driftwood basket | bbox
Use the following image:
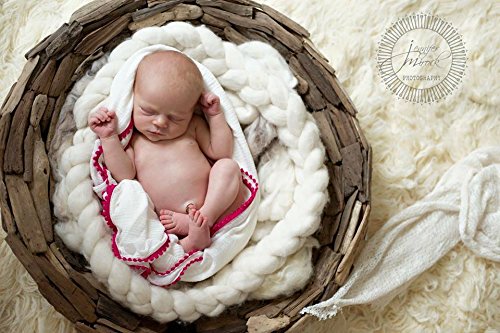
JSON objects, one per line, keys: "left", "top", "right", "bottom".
{"left": 0, "top": 0, "right": 372, "bottom": 332}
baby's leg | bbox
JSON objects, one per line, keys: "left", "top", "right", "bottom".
{"left": 179, "top": 209, "right": 211, "bottom": 252}
{"left": 199, "top": 158, "right": 241, "bottom": 228}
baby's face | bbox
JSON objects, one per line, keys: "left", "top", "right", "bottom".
{"left": 132, "top": 83, "right": 198, "bottom": 142}
{"left": 132, "top": 51, "right": 203, "bottom": 142}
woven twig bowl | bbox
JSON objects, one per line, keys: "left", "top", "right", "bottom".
{"left": 0, "top": 0, "right": 371, "bottom": 332}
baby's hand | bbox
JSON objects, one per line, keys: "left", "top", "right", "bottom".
{"left": 199, "top": 92, "right": 221, "bottom": 117}
{"left": 88, "top": 107, "right": 118, "bottom": 139}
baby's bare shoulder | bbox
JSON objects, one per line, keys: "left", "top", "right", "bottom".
{"left": 191, "top": 114, "right": 209, "bottom": 130}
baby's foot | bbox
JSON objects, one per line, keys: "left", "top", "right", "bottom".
{"left": 159, "top": 209, "right": 192, "bottom": 236}
{"left": 179, "top": 209, "right": 212, "bottom": 252}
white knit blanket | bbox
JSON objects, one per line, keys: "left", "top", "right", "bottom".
{"left": 53, "top": 22, "right": 328, "bottom": 322}
{"left": 88, "top": 44, "right": 259, "bottom": 285}
{"left": 303, "top": 145, "right": 500, "bottom": 319}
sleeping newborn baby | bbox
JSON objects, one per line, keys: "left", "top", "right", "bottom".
{"left": 88, "top": 50, "right": 247, "bottom": 253}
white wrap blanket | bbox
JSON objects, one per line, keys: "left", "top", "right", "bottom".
{"left": 303, "top": 146, "right": 500, "bottom": 319}
{"left": 89, "top": 45, "right": 259, "bottom": 286}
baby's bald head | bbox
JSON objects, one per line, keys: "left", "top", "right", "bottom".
{"left": 134, "top": 51, "right": 204, "bottom": 112}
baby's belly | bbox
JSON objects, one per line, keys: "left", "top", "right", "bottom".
{"left": 136, "top": 154, "right": 212, "bottom": 214}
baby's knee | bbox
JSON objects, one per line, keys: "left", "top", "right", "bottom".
{"left": 213, "top": 158, "right": 240, "bottom": 179}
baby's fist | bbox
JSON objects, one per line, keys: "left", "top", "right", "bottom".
{"left": 199, "top": 92, "right": 221, "bottom": 117}
{"left": 88, "top": 107, "right": 118, "bottom": 139}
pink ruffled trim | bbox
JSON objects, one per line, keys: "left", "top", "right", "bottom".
{"left": 91, "top": 119, "right": 259, "bottom": 287}
{"left": 149, "top": 255, "right": 204, "bottom": 288}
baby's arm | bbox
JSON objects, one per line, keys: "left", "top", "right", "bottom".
{"left": 88, "top": 107, "right": 136, "bottom": 181}
{"left": 196, "top": 92, "right": 233, "bottom": 159}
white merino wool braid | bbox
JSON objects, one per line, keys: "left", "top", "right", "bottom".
{"left": 52, "top": 22, "right": 329, "bottom": 322}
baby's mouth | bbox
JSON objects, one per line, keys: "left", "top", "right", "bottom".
{"left": 148, "top": 129, "right": 164, "bottom": 135}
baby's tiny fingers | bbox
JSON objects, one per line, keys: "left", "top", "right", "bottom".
{"left": 96, "top": 112, "right": 106, "bottom": 122}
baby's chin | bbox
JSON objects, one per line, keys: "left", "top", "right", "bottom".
{"left": 142, "top": 130, "right": 182, "bottom": 141}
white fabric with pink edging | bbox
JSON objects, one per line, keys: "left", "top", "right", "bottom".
{"left": 88, "top": 44, "right": 260, "bottom": 286}
{"left": 53, "top": 22, "right": 329, "bottom": 323}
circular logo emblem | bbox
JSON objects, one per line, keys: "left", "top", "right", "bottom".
{"left": 377, "top": 13, "right": 467, "bottom": 103}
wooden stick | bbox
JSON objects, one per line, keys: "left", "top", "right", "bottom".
{"left": 5, "top": 234, "right": 83, "bottom": 322}
{"left": 258, "top": 4, "right": 309, "bottom": 38}
{"left": 49, "top": 53, "right": 85, "bottom": 97}
{"left": 311, "top": 111, "right": 341, "bottom": 163}
{"left": 223, "top": 26, "right": 248, "bottom": 45}
{"left": 311, "top": 247, "right": 342, "bottom": 287}
{"left": 197, "top": 0, "right": 253, "bottom": 17}
{"left": 253, "top": 11, "right": 302, "bottom": 53}
{"left": 1, "top": 82, "right": 16, "bottom": 110}
{"left": 284, "top": 314, "right": 317, "bottom": 333}
{"left": 29, "top": 94, "right": 48, "bottom": 128}
{"left": 333, "top": 189, "right": 358, "bottom": 252}
{"left": 296, "top": 53, "right": 340, "bottom": 106}
{"left": 288, "top": 57, "right": 325, "bottom": 110}
{"left": 246, "top": 315, "right": 290, "bottom": 333}
{"left": 0, "top": 179, "right": 15, "bottom": 234}
{"left": 282, "top": 285, "right": 323, "bottom": 318}
{"left": 71, "top": 0, "right": 141, "bottom": 25}
{"left": 1, "top": 56, "right": 39, "bottom": 116}
{"left": 75, "top": 15, "right": 131, "bottom": 56}
{"left": 96, "top": 296, "right": 141, "bottom": 331}
{"left": 30, "top": 59, "right": 57, "bottom": 95}
{"left": 25, "top": 32, "right": 56, "bottom": 60}
{"left": 71, "top": 49, "right": 105, "bottom": 83}
{"left": 245, "top": 297, "right": 294, "bottom": 319}
{"left": 330, "top": 75, "right": 358, "bottom": 116}
{"left": 5, "top": 175, "right": 47, "bottom": 253}
{"left": 0, "top": 113, "right": 12, "bottom": 179}
{"left": 303, "top": 38, "right": 335, "bottom": 74}
{"left": 195, "top": 313, "right": 247, "bottom": 333}
{"left": 132, "top": 0, "right": 184, "bottom": 22}
{"left": 335, "top": 204, "right": 371, "bottom": 285}
{"left": 4, "top": 91, "right": 35, "bottom": 174}
{"left": 53, "top": 235, "right": 89, "bottom": 272}
{"left": 340, "top": 141, "right": 363, "bottom": 198}
{"left": 40, "top": 97, "right": 55, "bottom": 139}
{"left": 129, "top": 4, "right": 202, "bottom": 31}
{"left": 75, "top": 322, "right": 98, "bottom": 333}
{"left": 328, "top": 105, "right": 357, "bottom": 147}
{"left": 315, "top": 211, "right": 341, "bottom": 246}
{"left": 36, "top": 254, "right": 98, "bottom": 322}
{"left": 46, "top": 21, "right": 83, "bottom": 58}
{"left": 323, "top": 163, "right": 344, "bottom": 217}
{"left": 23, "top": 125, "right": 35, "bottom": 182}
{"left": 361, "top": 146, "right": 372, "bottom": 203}
{"left": 49, "top": 243, "right": 99, "bottom": 301}
{"left": 29, "top": 127, "right": 53, "bottom": 242}
{"left": 202, "top": 6, "right": 271, "bottom": 34}
{"left": 96, "top": 319, "right": 135, "bottom": 333}
{"left": 319, "top": 281, "right": 340, "bottom": 301}
{"left": 201, "top": 12, "right": 230, "bottom": 29}
{"left": 339, "top": 200, "right": 362, "bottom": 255}
{"left": 45, "top": 91, "right": 68, "bottom": 151}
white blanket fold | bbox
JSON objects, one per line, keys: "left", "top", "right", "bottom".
{"left": 89, "top": 45, "right": 260, "bottom": 286}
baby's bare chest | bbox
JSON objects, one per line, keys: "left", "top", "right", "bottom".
{"left": 132, "top": 133, "right": 211, "bottom": 187}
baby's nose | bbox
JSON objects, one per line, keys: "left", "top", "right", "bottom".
{"left": 153, "top": 115, "right": 168, "bottom": 127}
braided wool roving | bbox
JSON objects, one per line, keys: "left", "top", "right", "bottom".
{"left": 53, "top": 22, "right": 329, "bottom": 322}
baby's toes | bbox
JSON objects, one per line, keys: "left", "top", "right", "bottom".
{"left": 200, "top": 216, "right": 207, "bottom": 227}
